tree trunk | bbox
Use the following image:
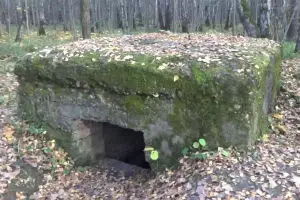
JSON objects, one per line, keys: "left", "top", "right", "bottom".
{"left": 296, "top": 31, "right": 300, "bottom": 52}
{"left": 15, "top": 0, "right": 25, "bottom": 42}
{"left": 25, "top": 0, "right": 30, "bottom": 34}
{"left": 287, "top": 0, "right": 298, "bottom": 41}
{"left": 232, "top": 0, "right": 236, "bottom": 35}
{"left": 258, "top": 0, "right": 271, "bottom": 38}
{"left": 38, "top": 0, "right": 46, "bottom": 35}
{"left": 62, "top": 0, "right": 69, "bottom": 31}
{"left": 295, "top": 3, "right": 300, "bottom": 52}
{"left": 6, "top": 0, "right": 11, "bottom": 35}
{"left": 80, "top": 0, "right": 91, "bottom": 39}
{"left": 91, "top": 0, "right": 97, "bottom": 32}
{"left": 0, "top": 2, "right": 2, "bottom": 37}
{"left": 204, "top": 5, "right": 210, "bottom": 27}
{"left": 119, "top": 0, "right": 128, "bottom": 32}
{"left": 31, "top": 0, "right": 36, "bottom": 27}
{"left": 236, "top": 0, "right": 257, "bottom": 37}
{"left": 224, "top": 2, "right": 232, "bottom": 30}
{"left": 68, "top": 0, "right": 77, "bottom": 40}
{"left": 157, "top": 0, "right": 164, "bottom": 30}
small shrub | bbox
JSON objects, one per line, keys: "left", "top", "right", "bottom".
{"left": 144, "top": 146, "right": 160, "bottom": 161}
{"left": 182, "top": 138, "right": 231, "bottom": 161}
{"left": 27, "top": 123, "right": 46, "bottom": 135}
{"left": 282, "top": 42, "right": 297, "bottom": 59}
{"left": 181, "top": 138, "right": 209, "bottom": 160}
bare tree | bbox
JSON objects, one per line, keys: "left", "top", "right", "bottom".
{"left": 80, "top": 0, "right": 90, "bottom": 39}
{"left": 296, "top": 2, "right": 300, "bottom": 52}
{"left": 232, "top": 0, "right": 236, "bottom": 35}
{"left": 236, "top": 0, "right": 257, "bottom": 37}
{"left": 31, "top": 0, "right": 36, "bottom": 27}
{"left": 286, "top": 0, "right": 298, "bottom": 41}
{"left": 25, "top": 0, "right": 30, "bottom": 34}
{"left": 38, "top": 0, "right": 46, "bottom": 35}
{"left": 68, "top": 0, "right": 77, "bottom": 40}
{"left": 15, "top": 0, "right": 25, "bottom": 42}
{"left": 5, "top": 0, "right": 11, "bottom": 35}
{"left": 258, "top": 0, "right": 271, "bottom": 38}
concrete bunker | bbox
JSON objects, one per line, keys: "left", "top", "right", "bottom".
{"left": 81, "top": 120, "right": 150, "bottom": 169}
{"left": 15, "top": 33, "right": 282, "bottom": 169}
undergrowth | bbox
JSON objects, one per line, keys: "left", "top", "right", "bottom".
{"left": 0, "top": 28, "right": 73, "bottom": 59}
{"left": 282, "top": 41, "right": 300, "bottom": 59}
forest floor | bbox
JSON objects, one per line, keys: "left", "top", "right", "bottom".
{"left": 0, "top": 32, "right": 300, "bottom": 200}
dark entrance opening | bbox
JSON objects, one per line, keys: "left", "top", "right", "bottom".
{"left": 84, "top": 120, "right": 150, "bottom": 169}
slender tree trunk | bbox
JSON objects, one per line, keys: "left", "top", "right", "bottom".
{"left": 157, "top": 0, "right": 164, "bottom": 30}
{"left": 119, "top": 0, "right": 128, "bottom": 32}
{"left": 295, "top": 3, "right": 300, "bottom": 52}
{"left": 15, "top": 0, "right": 25, "bottom": 42}
{"left": 68, "top": 0, "right": 77, "bottom": 40}
{"left": 232, "top": 0, "right": 236, "bottom": 35}
{"left": 91, "top": 0, "right": 97, "bottom": 32}
{"left": 80, "top": 0, "right": 91, "bottom": 39}
{"left": 6, "top": 0, "right": 11, "bottom": 35}
{"left": 173, "top": 0, "right": 179, "bottom": 32}
{"left": 258, "top": 0, "right": 271, "bottom": 38}
{"left": 296, "top": 29, "right": 300, "bottom": 52}
{"left": 25, "top": 0, "right": 30, "bottom": 34}
{"left": 165, "top": 0, "right": 172, "bottom": 30}
{"left": 204, "top": 5, "right": 210, "bottom": 27}
{"left": 283, "top": 5, "right": 298, "bottom": 42}
{"left": 236, "top": 0, "right": 257, "bottom": 37}
{"left": 287, "top": 0, "right": 298, "bottom": 41}
{"left": 38, "top": 0, "right": 46, "bottom": 35}
{"left": 0, "top": 2, "right": 2, "bottom": 37}
{"left": 31, "top": 0, "right": 36, "bottom": 27}
{"left": 224, "top": 2, "right": 232, "bottom": 30}
{"left": 62, "top": 0, "right": 69, "bottom": 31}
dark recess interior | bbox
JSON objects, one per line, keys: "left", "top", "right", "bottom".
{"left": 84, "top": 120, "right": 150, "bottom": 169}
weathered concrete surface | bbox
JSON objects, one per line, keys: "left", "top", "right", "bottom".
{"left": 14, "top": 33, "right": 282, "bottom": 168}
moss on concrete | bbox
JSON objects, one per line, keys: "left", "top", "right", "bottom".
{"left": 124, "top": 95, "right": 145, "bottom": 114}
{"left": 15, "top": 33, "right": 282, "bottom": 168}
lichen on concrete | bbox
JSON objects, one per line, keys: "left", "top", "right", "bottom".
{"left": 15, "top": 33, "right": 282, "bottom": 169}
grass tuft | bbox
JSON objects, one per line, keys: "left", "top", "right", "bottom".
{"left": 282, "top": 42, "right": 300, "bottom": 59}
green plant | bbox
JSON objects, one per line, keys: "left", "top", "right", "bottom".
{"left": 181, "top": 138, "right": 230, "bottom": 160}
{"left": 181, "top": 138, "right": 209, "bottom": 160}
{"left": 27, "top": 123, "right": 46, "bottom": 135}
{"left": 11, "top": 120, "right": 26, "bottom": 136}
{"left": 144, "top": 146, "right": 159, "bottom": 161}
{"left": 282, "top": 42, "right": 299, "bottom": 59}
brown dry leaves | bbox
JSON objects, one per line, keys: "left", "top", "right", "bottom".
{"left": 0, "top": 125, "right": 20, "bottom": 194}
{"left": 32, "top": 33, "right": 280, "bottom": 74}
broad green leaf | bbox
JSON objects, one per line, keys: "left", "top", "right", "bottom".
{"left": 190, "top": 154, "right": 197, "bottom": 159}
{"left": 192, "top": 142, "right": 200, "bottom": 148}
{"left": 222, "top": 150, "right": 230, "bottom": 157}
{"left": 43, "top": 147, "right": 52, "bottom": 153}
{"left": 63, "top": 169, "right": 71, "bottom": 175}
{"left": 195, "top": 153, "right": 209, "bottom": 160}
{"left": 78, "top": 166, "right": 85, "bottom": 172}
{"left": 199, "top": 139, "right": 207, "bottom": 147}
{"left": 181, "top": 147, "right": 189, "bottom": 156}
{"left": 195, "top": 153, "right": 203, "bottom": 159}
{"left": 150, "top": 150, "right": 159, "bottom": 160}
{"left": 201, "top": 152, "right": 209, "bottom": 159}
